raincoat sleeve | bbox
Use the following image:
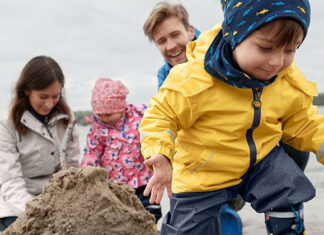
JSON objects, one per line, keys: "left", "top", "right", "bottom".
{"left": 280, "top": 64, "right": 324, "bottom": 164}
{"left": 79, "top": 124, "right": 105, "bottom": 167}
{"left": 139, "top": 88, "right": 198, "bottom": 163}
{"left": 281, "top": 101, "right": 324, "bottom": 164}
{"left": 0, "top": 117, "right": 33, "bottom": 215}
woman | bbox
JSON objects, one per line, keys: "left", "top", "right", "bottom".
{"left": 0, "top": 56, "right": 80, "bottom": 231}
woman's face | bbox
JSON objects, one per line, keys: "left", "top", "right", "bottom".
{"left": 25, "top": 81, "right": 62, "bottom": 116}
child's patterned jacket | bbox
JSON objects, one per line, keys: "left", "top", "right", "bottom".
{"left": 80, "top": 103, "right": 152, "bottom": 188}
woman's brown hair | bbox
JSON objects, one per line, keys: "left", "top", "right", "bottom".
{"left": 10, "top": 55, "right": 72, "bottom": 135}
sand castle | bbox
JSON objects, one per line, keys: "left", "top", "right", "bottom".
{"left": 2, "top": 167, "right": 158, "bottom": 235}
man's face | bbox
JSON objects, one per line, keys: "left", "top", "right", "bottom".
{"left": 153, "top": 16, "right": 195, "bottom": 67}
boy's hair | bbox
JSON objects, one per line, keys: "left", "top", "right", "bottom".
{"left": 258, "top": 18, "right": 304, "bottom": 49}
{"left": 143, "top": 1, "right": 190, "bottom": 42}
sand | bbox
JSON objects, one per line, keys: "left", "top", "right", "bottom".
{"left": 2, "top": 167, "right": 158, "bottom": 235}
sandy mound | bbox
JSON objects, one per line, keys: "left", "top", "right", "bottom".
{"left": 3, "top": 167, "right": 158, "bottom": 235}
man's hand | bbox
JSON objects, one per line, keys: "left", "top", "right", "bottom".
{"left": 143, "top": 154, "right": 172, "bottom": 204}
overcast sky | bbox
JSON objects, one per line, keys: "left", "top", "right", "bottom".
{"left": 0, "top": 0, "right": 323, "bottom": 111}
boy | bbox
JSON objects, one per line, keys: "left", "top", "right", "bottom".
{"left": 140, "top": 0, "right": 324, "bottom": 234}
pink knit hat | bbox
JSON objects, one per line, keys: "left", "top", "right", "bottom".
{"left": 91, "top": 78, "right": 129, "bottom": 115}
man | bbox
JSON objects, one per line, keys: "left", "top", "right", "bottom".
{"left": 144, "top": 2, "right": 199, "bottom": 90}
{"left": 143, "top": 2, "right": 244, "bottom": 234}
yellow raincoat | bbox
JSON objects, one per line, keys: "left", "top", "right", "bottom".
{"left": 139, "top": 24, "right": 324, "bottom": 194}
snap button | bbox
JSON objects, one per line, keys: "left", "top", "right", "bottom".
{"left": 254, "top": 101, "right": 261, "bottom": 107}
{"left": 51, "top": 152, "right": 55, "bottom": 155}
{"left": 252, "top": 100, "right": 262, "bottom": 109}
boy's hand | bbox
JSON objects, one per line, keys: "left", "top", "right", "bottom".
{"left": 143, "top": 154, "right": 172, "bottom": 204}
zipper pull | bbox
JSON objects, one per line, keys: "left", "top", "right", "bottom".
{"left": 252, "top": 87, "right": 262, "bottom": 109}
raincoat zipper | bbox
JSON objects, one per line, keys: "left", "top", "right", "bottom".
{"left": 45, "top": 125, "right": 53, "bottom": 138}
{"left": 246, "top": 87, "right": 262, "bottom": 168}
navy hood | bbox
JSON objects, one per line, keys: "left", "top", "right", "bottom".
{"left": 204, "top": 0, "right": 311, "bottom": 89}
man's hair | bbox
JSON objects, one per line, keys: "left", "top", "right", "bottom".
{"left": 143, "top": 1, "right": 190, "bottom": 42}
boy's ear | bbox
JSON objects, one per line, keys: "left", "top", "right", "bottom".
{"left": 24, "top": 90, "right": 30, "bottom": 96}
{"left": 188, "top": 25, "right": 195, "bottom": 40}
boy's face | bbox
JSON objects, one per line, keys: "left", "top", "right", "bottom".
{"left": 153, "top": 16, "right": 195, "bottom": 67}
{"left": 233, "top": 21, "right": 303, "bottom": 82}
{"left": 98, "top": 111, "right": 125, "bottom": 125}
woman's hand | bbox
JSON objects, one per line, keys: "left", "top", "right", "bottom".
{"left": 143, "top": 154, "right": 172, "bottom": 204}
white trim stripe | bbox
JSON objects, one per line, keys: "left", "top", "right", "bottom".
{"left": 265, "top": 209, "right": 303, "bottom": 218}
{"left": 166, "top": 129, "right": 176, "bottom": 142}
{"left": 316, "top": 141, "right": 324, "bottom": 160}
{"left": 146, "top": 205, "right": 161, "bottom": 209}
{"left": 140, "top": 130, "right": 175, "bottom": 143}
{"left": 191, "top": 153, "right": 214, "bottom": 173}
{"left": 140, "top": 132, "right": 147, "bottom": 142}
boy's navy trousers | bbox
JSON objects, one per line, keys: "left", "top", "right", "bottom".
{"left": 161, "top": 146, "right": 315, "bottom": 235}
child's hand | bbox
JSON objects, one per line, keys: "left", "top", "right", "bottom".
{"left": 143, "top": 154, "right": 172, "bottom": 204}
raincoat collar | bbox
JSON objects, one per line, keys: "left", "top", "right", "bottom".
{"left": 204, "top": 30, "right": 276, "bottom": 89}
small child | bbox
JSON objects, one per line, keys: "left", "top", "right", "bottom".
{"left": 139, "top": 0, "right": 324, "bottom": 234}
{"left": 80, "top": 78, "right": 161, "bottom": 223}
